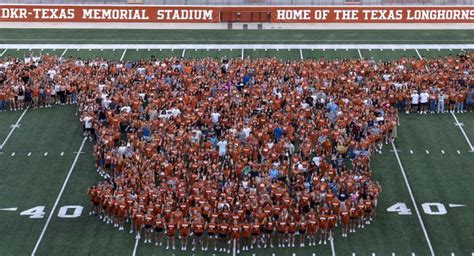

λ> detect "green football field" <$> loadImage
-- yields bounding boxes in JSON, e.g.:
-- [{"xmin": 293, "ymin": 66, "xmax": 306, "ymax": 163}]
[{"xmin": 0, "ymin": 29, "xmax": 473, "ymax": 256}]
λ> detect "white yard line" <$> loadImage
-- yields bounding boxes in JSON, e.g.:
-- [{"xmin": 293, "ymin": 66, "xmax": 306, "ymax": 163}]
[
  {"xmin": 120, "ymin": 49, "xmax": 127, "ymax": 61},
  {"xmin": 2, "ymin": 44, "xmax": 474, "ymax": 50},
  {"xmin": 0, "ymin": 107, "xmax": 29, "ymax": 150},
  {"xmin": 415, "ymin": 49, "xmax": 423, "ymax": 60},
  {"xmin": 0, "ymin": 49, "xmax": 7, "ymax": 57},
  {"xmin": 60, "ymin": 49, "xmax": 68, "ymax": 58},
  {"xmin": 391, "ymin": 141, "xmax": 435, "ymax": 256},
  {"xmin": 132, "ymin": 238, "xmax": 139, "ymax": 256},
  {"xmin": 451, "ymin": 112, "xmax": 474, "ymax": 151},
  {"xmin": 357, "ymin": 49, "xmax": 363, "ymax": 60},
  {"xmin": 31, "ymin": 137, "xmax": 87, "ymax": 256},
  {"xmin": 330, "ymin": 238, "xmax": 336, "ymax": 256},
  {"xmin": 241, "ymin": 48, "xmax": 244, "ymax": 58},
  {"xmin": 300, "ymin": 48, "xmax": 304, "ymax": 60},
  {"xmin": 181, "ymin": 49, "xmax": 186, "ymax": 58}
]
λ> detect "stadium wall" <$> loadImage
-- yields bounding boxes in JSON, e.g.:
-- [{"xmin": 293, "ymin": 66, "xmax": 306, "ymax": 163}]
[{"xmin": 1, "ymin": 4, "xmax": 473, "ymax": 29}]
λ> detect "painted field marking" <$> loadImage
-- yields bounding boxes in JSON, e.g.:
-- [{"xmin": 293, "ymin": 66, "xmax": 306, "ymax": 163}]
[
  {"xmin": 425, "ymin": 150, "xmax": 429, "ymax": 154},
  {"xmin": 441, "ymin": 150, "xmax": 445, "ymax": 154},
  {"xmin": 88, "ymin": 49, "xmax": 91, "ymax": 51},
  {"xmin": 392, "ymin": 253, "xmax": 396, "ymax": 256},
  {"xmin": 31, "ymin": 137, "xmax": 87, "ymax": 256},
  {"xmin": 448, "ymin": 204, "xmax": 466, "ymax": 208},
  {"xmin": 451, "ymin": 112, "xmax": 474, "ymax": 152},
  {"xmin": 415, "ymin": 49, "xmax": 423, "ymax": 60},
  {"xmin": 28, "ymin": 152, "xmax": 31, "ymax": 157},
  {"xmin": 357, "ymin": 49, "xmax": 363, "ymax": 60},
  {"xmin": 241, "ymin": 49, "xmax": 244, "ymax": 59},
  {"xmin": 330, "ymin": 238, "xmax": 336, "ymax": 256},
  {"xmin": 300, "ymin": 48, "xmax": 304, "ymax": 60},
  {"xmin": 44, "ymin": 152, "xmax": 48, "ymax": 156},
  {"xmin": 0, "ymin": 207, "xmax": 18, "ymax": 211},
  {"xmin": 182, "ymin": 49, "xmax": 186, "ymax": 58},
  {"xmin": 457, "ymin": 150, "xmax": 461, "ymax": 154},
  {"xmin": 0, "ymin": 49, "xmax": 7, "ymax": 57},
  {"xmin": 132, "ymin": 238, "xmax": 139, "ymax": 256},
  {"xmin": 0, "ymin": 107, "xmax": 29, "ymax": 150},
  {"xmin": 392, "ymin": 142, "xmax": 435, "ymax": 256},
  {"xmin": 10, "ymin": 152, "xmax": 15, "ymax": 157},
  {"xmin": 60, "ymin": 152, "xmax": 64, "ymax": 156},
  {"xmin": 410, "ymin": 150, "xmax": 414, "ymax": 154},
  {"xmin": 372, "ymin": 253, "xmax": 376, "ymax": 256},
  {"xmin": 451, "ymin": 252, "xmax": 455, "ymax": 256},
  {"xmin": 120, "ymin": 49, "xmax": 127, "ymax": 61}
]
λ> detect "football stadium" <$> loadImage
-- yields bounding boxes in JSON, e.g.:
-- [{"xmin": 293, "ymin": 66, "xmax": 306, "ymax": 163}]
[{"xmin": 0, "ymin": 1, "xmax": 473, "ymax": 256}]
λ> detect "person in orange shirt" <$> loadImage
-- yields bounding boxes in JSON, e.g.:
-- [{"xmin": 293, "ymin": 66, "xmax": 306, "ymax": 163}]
[
  {"xmin": 250, "ymin": 218, "xmax": 261, "ymax": 249},
  {"xmin": 298, "ymin": 216, "xmax": 308, "ymax": 247},
  {"xmin": 154, "ymin": 213, "xmax": 165, "ymax": 246},
  {"xmin": 318, "ymin": 210, "xmax": 329, "ymax": 245},
  {"xmin": 206, "ymin": 217, "xmax": 218, "ymax": 251},
  {"xmin": 230, "ymin": 219, "xmax": 241, "ymax": 254},
  {"xmin": 143, "ymin": 211, "xmax": 154, "ymax": 244},
  {"xmin": 165, "ymin": 218, "xmax": 177, "ymax": 250},
  {"xmin": 340, "ymin": 208, "xmax": 350, "ymax": 237},
  {"xmin": 191, "ymin": 215, "xmax": 206, "ymax": 251},
  {"xmin": 241, "ymin": 221, "xmax": 252, "ymax": 251},
  {"xmin": 134, "ymin": 210, "xmax": 144, "ymax": 240},
  {"xmin": 307, "ymin": 208, "xmax": 318, "ymax": 246},
  {"xmin": 178, "ymin": 217, "xmax": 190, "ymax": 251},
  {"xmin": 218, "ymin": 220, "xmax": 230, "ymax": 253},
  {"xmin": 327, "ymin": 210, "xmax": 337, "ymax": 241},
  {"xmin": 357, "ymin": 200, "xmax": 366, "ymax": 229},
  {"xmin": 262, "ymin": 216, "xmax": 274, "ymax": 248},
  {"xmin": 287, "ymin": 215, "xmax": 298, "ymax": 248},
  {"xmin": 349, "ymin": 201, "xmax": 358, "ymax": 233}
]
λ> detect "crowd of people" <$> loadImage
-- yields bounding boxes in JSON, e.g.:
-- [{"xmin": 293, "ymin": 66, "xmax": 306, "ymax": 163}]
[{"xmin": 0, "ymin": 51, "xmax": 472, "ymax": 253}]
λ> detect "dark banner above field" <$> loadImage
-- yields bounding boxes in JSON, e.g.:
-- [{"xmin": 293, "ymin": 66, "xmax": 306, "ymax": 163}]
[{"xmin": 0, "ymin": 5, "xmax": 473, "ymax": 23}]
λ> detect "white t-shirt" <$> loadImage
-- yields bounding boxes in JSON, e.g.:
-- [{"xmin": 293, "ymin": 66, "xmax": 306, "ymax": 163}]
[
  {"xmin": 217, "ymin": 140, "xmax": 227, "ymax": 156},
  {"xmin": 211, "ymin": 112, "xmax": 220, "ymax": 124},
  {"xmin": 83, "ymin": 116, "xmax": 93, "ymax": 129},
  {"xmin": 411, "ymin": 93, "xmax": 419, "ymax": 104},
  {"xmin": 420, "ymin": 92, "xmax": 429, "ymax": 103},
  {"xmin": 242, "ymin": 127, "xmax": 251, "ymax": 138}
]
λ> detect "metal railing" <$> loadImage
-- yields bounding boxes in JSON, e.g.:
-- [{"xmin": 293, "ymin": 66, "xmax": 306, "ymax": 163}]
[{"xmin": 1, "ymin": 0, "xmax": 472, "ymax": 5}]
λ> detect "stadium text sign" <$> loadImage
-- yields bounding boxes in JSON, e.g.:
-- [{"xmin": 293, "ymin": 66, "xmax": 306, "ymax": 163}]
[
  {"xmin": 272, "ymin": 7, "xmax": 474, "ymax": 22},
  {"xmin": 0, "ymin": 6, "xmax": 218, "ymax": 22},
  {"xmin": 0, "ymin": 5, "xmax": 473, "ymax": 23}
]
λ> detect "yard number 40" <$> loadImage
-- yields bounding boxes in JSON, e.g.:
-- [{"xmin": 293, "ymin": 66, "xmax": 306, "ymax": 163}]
[
  {"xmin": 20, "ymin": 205, "xmax": 83, "ymax": 218},
  {"xmin": 387, "ymin": 202, "xmax": 447, "ymax": 215}
]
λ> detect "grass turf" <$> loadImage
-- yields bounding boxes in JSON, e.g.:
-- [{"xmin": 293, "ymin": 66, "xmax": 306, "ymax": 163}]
[{"xmin": 0, "ymin": 29, "xmax": 473, "ymax": 44}]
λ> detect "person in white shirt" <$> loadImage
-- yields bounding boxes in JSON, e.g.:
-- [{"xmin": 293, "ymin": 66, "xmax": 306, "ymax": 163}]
[
  {"xmin": 211, "ymin": 111, "xmax": 220, "ymax": 124},
  {"xmin": 419, "ymin": 90, "xmax": 429, "ymax": 114},
  {"xmin": 217, "ymin": 138, "xmax": 227, "ymax": 162},
  {"xmin": 410, "ymin": 90, "xmax": 419, "ymax": 114},
  {"xmin": 81, "ymin": 114, "xmax": 93, "ymax": 142}
]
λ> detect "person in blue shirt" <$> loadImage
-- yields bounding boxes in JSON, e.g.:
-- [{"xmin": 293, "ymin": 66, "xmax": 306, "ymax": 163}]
[
  {"xmin": 273, "ymin": 126, "xmax": 283, "ymax": 142},
  {"xmin": 269, "ymin": 166, "xmax": 278, "ymax": 179}
]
